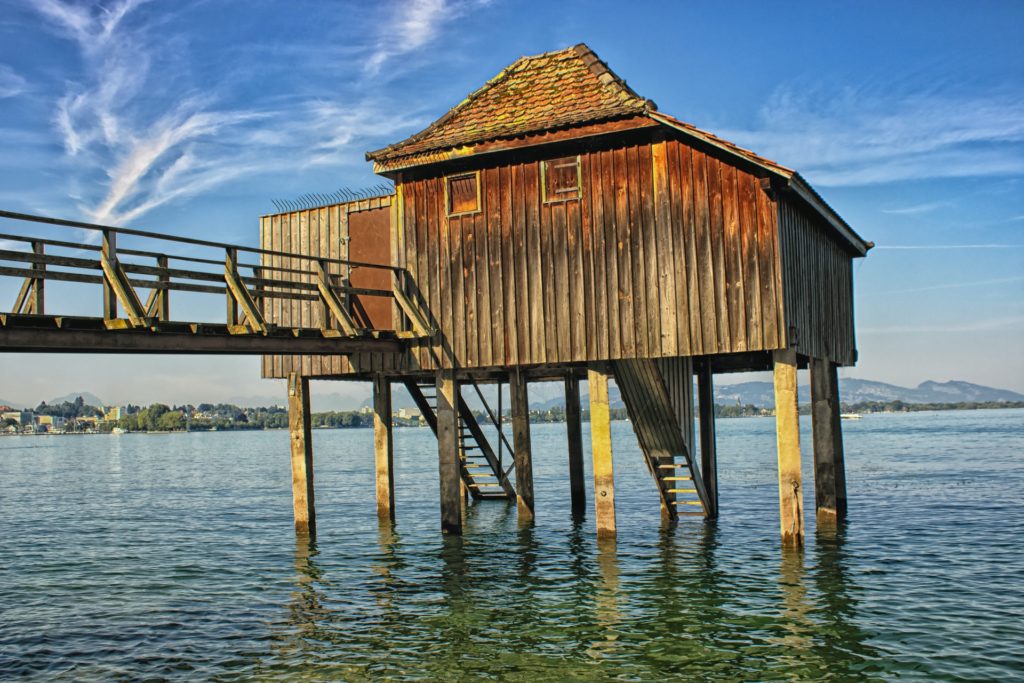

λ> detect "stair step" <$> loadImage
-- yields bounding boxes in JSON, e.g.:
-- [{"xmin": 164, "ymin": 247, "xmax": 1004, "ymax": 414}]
[
  {"xmin": 673, "ymin": 500, "xmax": 704, "ymax": 506},
  {"xmin": 657, "ymin": 463, "xmax": 687, "ymax": 469},
  {"xmin": 662, "ymin": 476, "xmax": 692, "ymax": 481},
  {"xmin": 667, "ymin": 488, "xmax": 697, "ymax": 494},
  {"xmin": 468, "ymin": 483, "xmax": 502, "ymax": 489}
]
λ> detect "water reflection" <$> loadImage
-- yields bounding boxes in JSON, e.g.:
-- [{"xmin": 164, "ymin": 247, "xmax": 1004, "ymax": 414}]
[{"xmin": 588, "ymin": 538, "xmax": 622, "ymax": 660}]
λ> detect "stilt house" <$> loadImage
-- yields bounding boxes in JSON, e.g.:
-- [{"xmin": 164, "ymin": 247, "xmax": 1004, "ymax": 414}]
[{"xmin": 261, "ymin": 44, "xmax": 871, "ymax": 546}]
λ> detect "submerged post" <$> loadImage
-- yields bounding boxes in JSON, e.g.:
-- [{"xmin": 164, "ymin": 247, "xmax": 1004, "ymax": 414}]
[
  {"xmin": 697, "ymin": 361, "xmax": 719, "ymax": 519},
  {"xmin": 588, "ymin": 366, "xmax": 616, "ymax": 539},
  {"xmin": 510, "ymin": 370, "xmax": 535, "ymax": 522},
  {"xmin": 288, "ymin": 372, "xmax": 316, "ymax": 535},
  {"xmin": 565, "ymin": 374, "xmax": 586, "ymax": 517},
  {"xmin": 373, "ymin": 374, "xmax": 395, "ymax": 521},
  {"xmin": 810, "ymin": 357, "xmax": 847, "ymax": 526},
  {"xmin": 773, "ymin": 349, "xmax": 803, "ymax": 548},
  {"xmin": 436, "ymin": 369, "xmax": 462, "ymax": 534}
]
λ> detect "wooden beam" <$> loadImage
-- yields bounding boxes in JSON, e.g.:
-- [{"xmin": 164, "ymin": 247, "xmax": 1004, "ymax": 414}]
[
  {"xmin": 588, "ymin": 365, "xmax": 616, "ymax": 539},
  {"xmin": 224, "ymin": 249, "xmax": 267, "ymax": 333},
  {"xmin": 288, "ymin": 372, "xmax": 316, "ymax": 536},
  {"xmin": 811, "ymin": 357, "xmax": 847, "ymax": 526},
  {"xmin": 315, "ymin": 259, "xmax": 361, "ymax": 336},
  {"xmin": 101, "ymin": 230, "xmax": 117, "ymax": 320},
  {"xmin": 565, "ymin": 374, "xmax": 586, "ymax": 517},
  {"xmin": 510, "ymin": 370, "xmax": 534, "ymax": 522},
  {"xmin": 100, "ymin": 230, "xmax": 149, "ymax": 326},
  {"xmin": 30, "ymin": 241, "xmax": 44, "ymax": 315},
  {"xmin": 773, "ymin": 349, "xmax": 803, "ymax": 548},
  {"xmin": 0, "ymin": 324, "xmax": 404, "ymax": 355},
  {"xmin": 373, "ymin": 374, "xmax": 395, "ymax": 521},
  {"xmin": 697, "ymin": 362, "xmax": 719, "ymax": 519},
  {"xmin": 436, "ymin": 369, "xmax": 462, "ymax": 534}
]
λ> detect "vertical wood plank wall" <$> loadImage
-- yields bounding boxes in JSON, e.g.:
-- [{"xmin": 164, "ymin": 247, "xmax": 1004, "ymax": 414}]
[
  {"xmin": 777, "ymin": 198, "xmax": 857, "ymax": 366},
  {"xmin": 261, "ymin": 129, "xmax": 859, "ymax": 378}
]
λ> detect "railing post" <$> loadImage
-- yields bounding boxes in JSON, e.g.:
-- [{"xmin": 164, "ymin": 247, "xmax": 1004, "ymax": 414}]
[
  {"xmin": 101, "ymin": 230, "xmax": 117, "ymax": 319},
  {"xmin": 156, "ymin": 255, "xmax": 169, "ymax": 321},
  {"xmin": 252, "ymin": 266, "xmax": 264, "ymax": 320},
  {"xmin": 31, "ymin": 240, "xmax": 44, "ymax": 315},
  {"xmin": 226, "ymin": 248, "xmax": 239, "ymax": 325}
]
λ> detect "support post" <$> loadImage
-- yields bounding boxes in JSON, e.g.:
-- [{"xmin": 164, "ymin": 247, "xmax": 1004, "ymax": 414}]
[
  {"xmin": 288, "ymin": 372, "xmax": 316, "ymax": 536},
  {"xmin": 810, "ymin": 357, "xmax": 847, "ymax": 526},
  {"xmin": 373, "ymin": 374, "xmax": 395, "ymax": 521},
  {"xmin": 697, "ymin": 361, "xmax": 719, "ymax": 519},
  {"xmin": 773, "ymin": 349, "xmax": 803, "ymax": 548},
  {"xmin": 565, "ymin": 374, "xmax": 586, "ymax": 517},
  {"xmin": 436, "ymin": 369, "xmax": 462, "ymax": 534},
  {"xmin": 101, "ymin": 230, "xmax": 117, "ymax": 320},
  {"xmin": 588, "ymin": 366, "xmax": 616, "ymax": 539},
  {"xmin": 30, "ymin": 240, "xmax": 44, "ymax": 315},
  {"xmin": 510, "ymin": 370, "xmax": 534, "ymax": 522}
]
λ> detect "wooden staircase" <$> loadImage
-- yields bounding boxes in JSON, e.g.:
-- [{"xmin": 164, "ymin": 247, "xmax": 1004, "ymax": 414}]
[
  {"xmin": 613, "ymin": 358, "xmax": 711, "ymax": 519},
  {"xmin": 404, "ymin": 379, "xmax": 516, "ymax": 501}
]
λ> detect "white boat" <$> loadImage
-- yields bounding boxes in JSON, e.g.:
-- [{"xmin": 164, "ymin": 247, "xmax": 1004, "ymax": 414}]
[
  {"xmin": 111, "ymin": 427, "xmax": 125, "ymax": 435},
  {"xmin": 840, "ymin": 413, "xmax": 862, "ymax": 421}
]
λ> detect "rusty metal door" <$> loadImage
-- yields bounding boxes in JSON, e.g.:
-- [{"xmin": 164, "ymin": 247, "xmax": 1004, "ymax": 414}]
[{"xmin": 347, "ymin": 206, "xmax": 394, "ymax": 330}]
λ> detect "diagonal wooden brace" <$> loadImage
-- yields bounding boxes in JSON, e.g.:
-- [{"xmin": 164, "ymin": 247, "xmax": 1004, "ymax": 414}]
[
  {"xmin": 12, "ymin": 241, "xmax": 45, "ymax": 314},
  {"xmin": 100, "ymin": 249, "xmax": 149, "ymax": 327},
  {"xmin": 224, "ymin": 250, "xmax": 267, "ymax": 334},
  {"xmin": 315, "ymin": 260, "xmax": 362, "ymax": 336},
  {"xmin": 391, "ymin": 270, "xmax": 434, "ymax": 338}
]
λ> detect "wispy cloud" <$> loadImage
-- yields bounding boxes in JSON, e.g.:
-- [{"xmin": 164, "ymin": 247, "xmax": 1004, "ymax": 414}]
[
  {"xmin": 720, "ymin": 82, "xmax": 1024, "ymax": 186},
  {"xmin": 31, "ymin": 1, "xmax": 431, "ymax": 225},
  {"xmin": 881, "ymin": 201, "xmax": 953, "ymax": 215},
  {"xmin": 0, "ymin": 65, "xmax": 28, "ymax": 98},
  {"xmin": 875, "ymin": 243, "xmax": 1024, "ymax": 250},
  {"xmin": 884, "ymin": 275, "xmax": 1024, "ymax": 294},
  {"xmin": 860, "ymin": 315, "xmax": 1024, "ymax": 335},
  {"xmin": 364, "ymin": 0, "xmax": 454, "ymax": 76}
]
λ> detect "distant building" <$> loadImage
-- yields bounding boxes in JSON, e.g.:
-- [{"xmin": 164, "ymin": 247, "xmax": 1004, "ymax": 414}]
[
  {"xmin": 2, "ymin": 410, "xmax": 32, "ymax": 425},
  {"xmin": 396, "ymin": 408, "xmax": 421, "ymax": 420},
  {"xmin": 37, "ymin": 415, "xmax": 66, "ymax": 430},
  {"xmin": 104, "ymin": 406, "xmax": 124, "ymax": 422}
]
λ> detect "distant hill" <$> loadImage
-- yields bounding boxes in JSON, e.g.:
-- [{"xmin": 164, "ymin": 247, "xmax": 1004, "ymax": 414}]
[
  {"xmin": 715, "ymin": 379, "xmax": 1024, "ymax": 408},
  {"xmin": 530, "ymin": 378, "xmax": 1023, "ymax": 410},
  {"xmin": 0, "ymin": 398, "xmax": 23, "ymax": 410},
  {"xmin": 44, "ymin": 392, "xmax": 106, "ymax": 408}
]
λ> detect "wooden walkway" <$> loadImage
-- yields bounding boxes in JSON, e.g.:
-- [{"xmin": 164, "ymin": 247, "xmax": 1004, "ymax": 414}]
[{"xmin": 0, "ymin": 210, "xmax": 428, "ymax": 356}]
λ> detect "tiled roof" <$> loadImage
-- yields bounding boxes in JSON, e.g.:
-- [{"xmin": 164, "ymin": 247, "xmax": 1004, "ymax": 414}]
[{"xmin": 366, "ymin": 43, "xmax": 653, "ymax": 163}]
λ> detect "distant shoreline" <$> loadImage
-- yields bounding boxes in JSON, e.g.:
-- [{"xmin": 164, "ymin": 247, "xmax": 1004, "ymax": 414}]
[{"xmin": 4, "ymin": 402, "xmax": 1020, "ymax": 437}]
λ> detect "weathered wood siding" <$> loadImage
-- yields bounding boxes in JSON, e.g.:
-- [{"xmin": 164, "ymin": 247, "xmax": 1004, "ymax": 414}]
[
  {"xmin": 395, "ymin": 132, "xmax": 787, "ymax": 371},
  {"xmin": 261, "ymin": 196, "xmax": 409, "ymax": 379},
  {"xmin": 262, "ymin": 127, "xmax": 859, "ymax": 378},
  {"xmin": 777, "ymin": 197, "xmax": 857, "ymax": 365}
]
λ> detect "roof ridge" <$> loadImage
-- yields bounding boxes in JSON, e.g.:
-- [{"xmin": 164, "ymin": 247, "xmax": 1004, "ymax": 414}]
[{"xmin": 366, "ymin": 43, "xmax": 652, "ymax": 163}]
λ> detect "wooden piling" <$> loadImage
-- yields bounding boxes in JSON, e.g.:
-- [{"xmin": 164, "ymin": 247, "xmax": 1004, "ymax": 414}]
[
  {"xmin": 288, "ymin": 372, "xmax": 316, "ymax": 535},
  {"xmin": 565, "ymin": 374, "xmax": 586, "ymax": 517},
  {"xmin": 810, "ymin": 357, "xmax": 847, "ymax": 526},
  {"xmin": 588, "ymin": 366, "xmax": 616, "ymax": 539},
  {"xmin": 773, "ymin": 349, "xmax": 803, "ymax": 548},
  {"xmin": 697, "ymin": 361, "xmax": 719, "ymax": 519},
  {"xmin": 510, "ymin": 370, "xmax": 535, "ymax": 522},
  {"xmin": 436, "ymin": 370, "xmax": 462, "ymax": 534},
  {"xmin": 373, "ymin": 374, "xmax": 395, "ymax": 521}
]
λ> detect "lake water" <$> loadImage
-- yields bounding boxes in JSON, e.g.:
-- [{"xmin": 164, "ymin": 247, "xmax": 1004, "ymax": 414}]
[{"xmin": 1, "ymin": 409, "xmax": 1022, "ymax": 680}]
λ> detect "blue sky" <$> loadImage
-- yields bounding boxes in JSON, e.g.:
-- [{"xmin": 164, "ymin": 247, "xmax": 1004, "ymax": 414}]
[{"xmin": 0, "ymin": 0, "xmax": 1022, "ymax": 407}]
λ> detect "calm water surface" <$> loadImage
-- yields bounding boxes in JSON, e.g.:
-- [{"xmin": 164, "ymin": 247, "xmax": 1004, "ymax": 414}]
[{"xmin": 1, "ymin": 409, "xmax": 1022, "ymax": 680}]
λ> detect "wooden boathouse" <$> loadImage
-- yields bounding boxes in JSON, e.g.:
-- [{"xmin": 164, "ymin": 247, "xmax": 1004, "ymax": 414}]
[{"xmin": 260, "ymin": 44, "xmax": 871, "ymax": 547}]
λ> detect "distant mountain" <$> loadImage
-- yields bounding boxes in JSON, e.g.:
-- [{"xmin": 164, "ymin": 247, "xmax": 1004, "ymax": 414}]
[
  {"xmin": 527, "ymin": 378, "xmax": 1023, "ymax": 410},
  {"xmin": 0, "ymin": 398, "xmax": 23, "ymax": 410},
  {"xmin": 44, "ymin": 392, "xmax": 106, "ymax": 408},
  {"xmin": 715, "ymin": 379, "xmax": 1024, "ymax": 408}
]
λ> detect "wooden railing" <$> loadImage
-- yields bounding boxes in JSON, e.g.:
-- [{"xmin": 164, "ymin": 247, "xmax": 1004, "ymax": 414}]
[{"xmin": 0, "ymin": 210, "xmax": 433, "ymax": 354}]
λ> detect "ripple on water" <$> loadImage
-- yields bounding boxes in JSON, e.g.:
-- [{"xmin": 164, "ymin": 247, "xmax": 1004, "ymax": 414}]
[{"xmin": 1, "ymin": 411, "xmax": 1023, "ymax": 680}]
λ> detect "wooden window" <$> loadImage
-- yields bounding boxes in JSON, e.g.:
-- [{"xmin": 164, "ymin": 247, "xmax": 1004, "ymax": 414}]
[
  {"xmin": 542, "ymin": 156, "xmax": 581, "ymax": 202},
  {"xmin": 446, "ymin": 171, "xmax": 480, "ymax": 216}
]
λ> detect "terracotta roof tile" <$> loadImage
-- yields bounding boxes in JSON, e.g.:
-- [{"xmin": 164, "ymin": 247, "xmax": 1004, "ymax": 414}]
[{"xmin": 366, "ymin": 43, "xmax": 652, "ymax": 163}]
